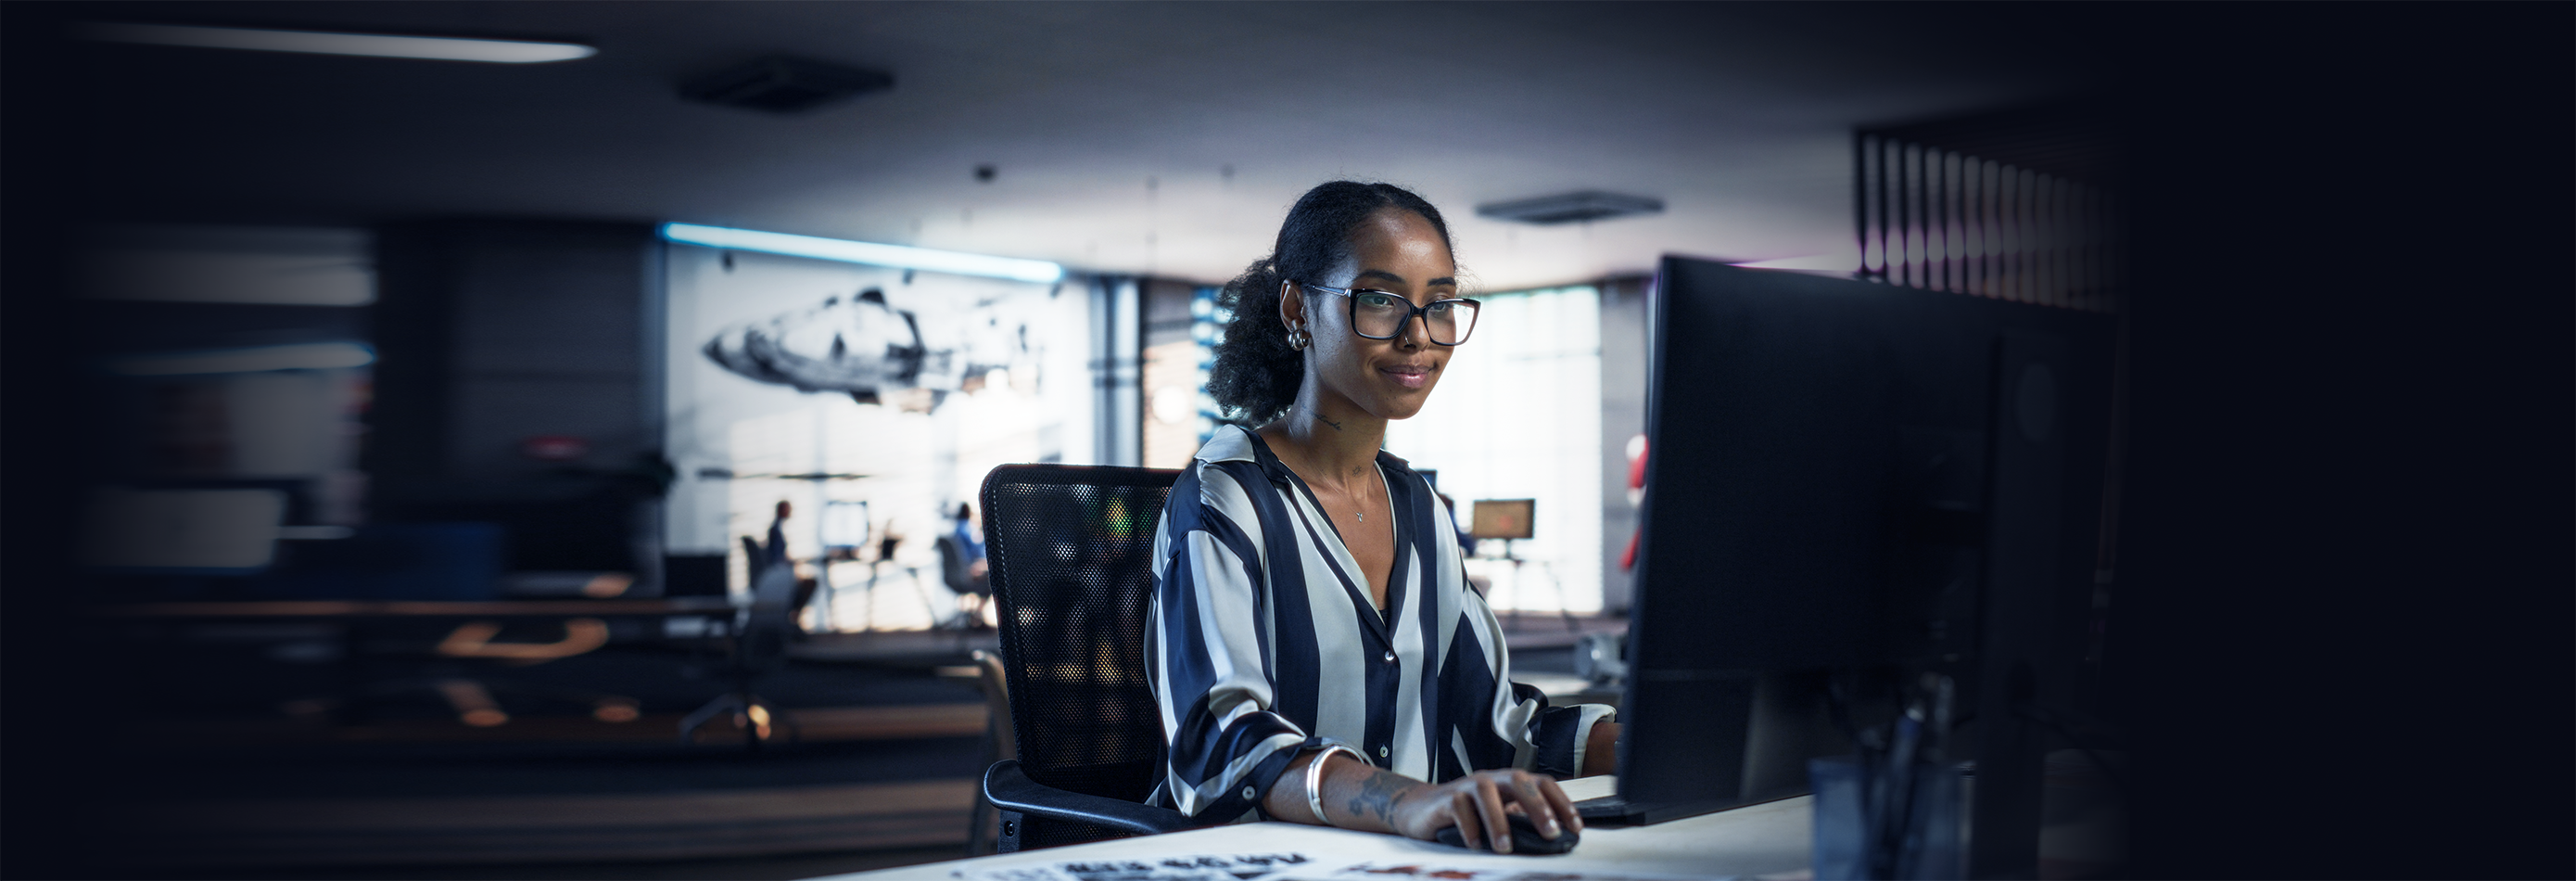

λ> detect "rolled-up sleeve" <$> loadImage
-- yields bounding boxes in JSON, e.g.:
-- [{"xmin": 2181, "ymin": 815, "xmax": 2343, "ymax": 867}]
[
  {"xmin": 1146, "ymin": 466, "xmax": 1309, "ymax": 820},
  {"xmin": 1465, "ymin": 588, "xmax": 1618, "ymax": 780}
]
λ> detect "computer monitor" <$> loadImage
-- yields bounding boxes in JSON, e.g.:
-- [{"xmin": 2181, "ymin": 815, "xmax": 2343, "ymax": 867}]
[
  {"xmin": 80, "ymin": 487, "xmax": 286, "ymax": 573},
  {"xmin": 820, "ymin": 499, "xmax": 871, "ymax": 550},
  {"xmin": 1604, "ymin": 257, "xmax": 2113, "ymax": 875},
  {"xmin": 1468, "ymin": 498, "xmax": 1536, "ymax": 540}
]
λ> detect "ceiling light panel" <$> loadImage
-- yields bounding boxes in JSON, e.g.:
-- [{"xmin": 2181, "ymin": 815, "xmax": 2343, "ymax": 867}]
[
  {"xmin": 76, "ymin": 22, "xmax": 596, "ymax": 64},
  {"xmin": 679, "ymin": 56, "xmax": 895, "ymax": 113},
  {"xmin": 1477, "ymin": 191, "xmax": 1668, "ymax": 225}
]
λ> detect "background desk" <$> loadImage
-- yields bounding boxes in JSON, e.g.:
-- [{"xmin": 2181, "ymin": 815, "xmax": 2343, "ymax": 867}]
[{"xmin": 820, "ymin": 777, "xmax": 1813, "ymax": 881}]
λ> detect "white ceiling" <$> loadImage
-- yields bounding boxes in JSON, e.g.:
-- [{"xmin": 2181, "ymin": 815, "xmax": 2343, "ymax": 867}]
[{"xmin": 71, "ymin": 2, "xmax": 2100, "ymax": 290}]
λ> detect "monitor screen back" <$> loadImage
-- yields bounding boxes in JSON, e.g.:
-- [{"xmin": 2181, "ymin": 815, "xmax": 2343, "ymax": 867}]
[{"xmin": 1618, "ymin": 257, "xmax": 2113, "ymax": 811}]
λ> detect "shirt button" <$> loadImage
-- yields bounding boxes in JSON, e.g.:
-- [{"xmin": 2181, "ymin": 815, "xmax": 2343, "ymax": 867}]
[
  {"xmin": 1378, "ymin": 746, "xmax": 1390, "ymax": 759},
  {"xmin": 1383, "ymin": 650, "xmax": 1397, "ymax": 663},
  {"xmin": 1242, "ymin": 785, "xmax": 1256, "ymax": 799}
]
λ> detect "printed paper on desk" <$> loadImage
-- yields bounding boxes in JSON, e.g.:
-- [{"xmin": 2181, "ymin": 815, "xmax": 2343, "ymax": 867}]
[
  {"xmin": 953, "ymin": 854, "xmax": 1713, "ymax": 881},
  {"xmin": 954, "ymin": 852, "xmax": 1317, "ymax": 881},
  {"xmin": 1319, "ymin": 863, "xmax": 1716, "ymax": 881}
]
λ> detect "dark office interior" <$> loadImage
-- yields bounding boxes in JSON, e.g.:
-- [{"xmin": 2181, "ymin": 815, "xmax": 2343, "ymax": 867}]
[{"xmin": 3, "ymin": 3, "xmax": 2570, "ymax": 879}]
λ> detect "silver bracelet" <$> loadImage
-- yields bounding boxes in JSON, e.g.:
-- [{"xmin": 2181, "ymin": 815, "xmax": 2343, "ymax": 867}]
[{"xmin": 1303, "ymin": 744, "xmax": 1365, "ymax": 825}]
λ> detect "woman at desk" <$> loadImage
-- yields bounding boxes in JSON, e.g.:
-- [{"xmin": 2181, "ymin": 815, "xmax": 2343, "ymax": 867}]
[{"xmin": 1146, "ymin": 181, "xmax": 1617, "ymax": 853}]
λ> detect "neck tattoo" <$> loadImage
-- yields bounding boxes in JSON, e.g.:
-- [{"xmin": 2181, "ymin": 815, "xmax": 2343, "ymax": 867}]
[{"xmin": 1313, "ymin": 410, "xmax": 1344, "ymax": 432}]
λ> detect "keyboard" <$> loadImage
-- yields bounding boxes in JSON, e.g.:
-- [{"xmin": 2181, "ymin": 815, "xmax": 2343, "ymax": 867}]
[{"xmin": 1574, "ymin": 793, "xmax": 1632, "ymax": 820}]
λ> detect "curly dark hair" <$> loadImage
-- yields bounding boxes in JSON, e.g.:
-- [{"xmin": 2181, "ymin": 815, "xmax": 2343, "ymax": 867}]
[{"xmin": 1207, "ymin": 181, "xmax": 1456, "ymax": 426}]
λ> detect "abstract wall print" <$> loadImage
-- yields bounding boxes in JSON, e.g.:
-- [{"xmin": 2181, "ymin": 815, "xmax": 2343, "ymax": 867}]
[
  {"xmin": 663, "ymin": 245, "xmax": 1095, "ymax": 626},
  {"xmin": 703, "ymin": 287, "xmax": 1044, "ymax": 413}
]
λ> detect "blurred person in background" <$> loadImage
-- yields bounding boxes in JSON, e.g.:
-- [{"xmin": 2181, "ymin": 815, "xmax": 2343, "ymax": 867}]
[{"xmin": 950, "ymin": 503, "xmax": 987, "ymax": 582}]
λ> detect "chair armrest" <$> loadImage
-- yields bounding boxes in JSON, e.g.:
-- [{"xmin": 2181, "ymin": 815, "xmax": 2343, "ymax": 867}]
[{"xmin": 982, "ymin": 760, "xmax": 1208, "ymax": 836}]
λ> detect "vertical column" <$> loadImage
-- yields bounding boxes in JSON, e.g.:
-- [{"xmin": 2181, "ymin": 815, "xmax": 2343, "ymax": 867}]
[
  {"xmin": 635, "ymin": 236, "xmax": 670, "ymax": 594},
  {"xmin": 1139, "ymin": 278, "xmax": 1203, "ymax": 469},
  {"xmin": 1090, "ymin": 276, "xmax": 1142, "ymax": 467}
]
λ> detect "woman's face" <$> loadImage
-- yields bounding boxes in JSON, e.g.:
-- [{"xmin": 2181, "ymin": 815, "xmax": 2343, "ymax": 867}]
[{"xmin": 1285, "ymin": 208, "xmax": 1460, "ymax": 422}]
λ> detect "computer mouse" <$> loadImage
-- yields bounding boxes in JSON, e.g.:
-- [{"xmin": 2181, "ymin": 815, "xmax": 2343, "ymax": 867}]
[{"xmin": 1432, "ymin": 812, "xmax": 1579, "ymax": 855}]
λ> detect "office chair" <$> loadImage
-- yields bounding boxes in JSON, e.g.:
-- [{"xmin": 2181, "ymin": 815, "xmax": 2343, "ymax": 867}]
[
  {"xmin": 935, "ymin": 534, "xmax": 993, "ymax": 630},
  {"xmin": 975, "ymin": 464, "xmax": 1215, "ymax": 852},
  {"xmin": 677, "ymin": 559, "xmax": 801, "ymax": 747},
  {"xmin": 963, "ymin": 647, "xmax": 1016, "ymax": 856}
]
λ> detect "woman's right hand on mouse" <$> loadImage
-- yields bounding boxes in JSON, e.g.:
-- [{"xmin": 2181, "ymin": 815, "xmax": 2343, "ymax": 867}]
[
  {"xmin": 1272, "ymin": 749, "xmax": 1583, "ymax": 853},
  {"xmin": 1386, "ymin": 768, "xmax": 1580, "ymax": 853}
]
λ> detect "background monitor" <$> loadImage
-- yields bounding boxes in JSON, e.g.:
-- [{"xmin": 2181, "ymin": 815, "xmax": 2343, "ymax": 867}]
[
  {"xmin": 820, "ymin": 500, "xmax": 871, "ymax": 550},
  {"xmin": 1616, "ymin": 257, "xmax": 2113, "ymax": 875},
  {"xmin": 1468, "ymin": 498, "xmax": 1537, "ymax": 540},
  {"xmin": 80, "ymin": 487, "xmax": 286, "ymax": 573}
]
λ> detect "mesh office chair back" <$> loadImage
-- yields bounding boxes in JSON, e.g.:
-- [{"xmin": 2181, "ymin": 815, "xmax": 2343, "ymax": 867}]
[{"xmin": 980, "ymin": 464, "xmax": 1182, "ymax": 849}]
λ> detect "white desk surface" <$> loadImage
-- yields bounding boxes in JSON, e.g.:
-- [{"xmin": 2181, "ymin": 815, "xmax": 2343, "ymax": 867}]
[{"xmin": 816, "ymin": 778, "xmax": 1814, "ymax": 881}]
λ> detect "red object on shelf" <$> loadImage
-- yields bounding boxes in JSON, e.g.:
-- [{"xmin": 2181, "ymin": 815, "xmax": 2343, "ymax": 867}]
[
  {"xmin": 1621, "ymin": 437, "xmax": 1648, "ymax": 571},
  {"xmin": 521, "ymin": 435, "xmax": 590, "ymax": 461}
]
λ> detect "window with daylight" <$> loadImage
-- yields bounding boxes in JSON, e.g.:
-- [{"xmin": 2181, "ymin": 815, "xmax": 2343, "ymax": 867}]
[{"xmin": 1383, "ymin": 284, "xmax": 1602, "ymax": 614}]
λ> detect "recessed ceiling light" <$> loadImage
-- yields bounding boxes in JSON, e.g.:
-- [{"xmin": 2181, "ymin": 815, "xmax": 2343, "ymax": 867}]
[
  {"xmin": 1477, "ymin": 191, "xmax": 1666, "ymax": 225},
  {"xmin": 75, "ymin": 21, "xmax": 596, "ymax": 64},
  {"xmin": 679, "ymin": 56, "xmax": 894, "ymax": 113}
]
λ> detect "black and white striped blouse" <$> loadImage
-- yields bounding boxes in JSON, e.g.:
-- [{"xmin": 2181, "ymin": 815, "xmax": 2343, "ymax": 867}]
[{"xmin": 1145, "ymin": 425, "xmax": 1615, "ymax": 821}]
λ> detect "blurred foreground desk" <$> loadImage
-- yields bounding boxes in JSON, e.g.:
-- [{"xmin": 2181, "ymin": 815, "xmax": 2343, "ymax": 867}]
[{"xmin": 819, "ymin": 777, "xmax": 1813, "ymax": 881}]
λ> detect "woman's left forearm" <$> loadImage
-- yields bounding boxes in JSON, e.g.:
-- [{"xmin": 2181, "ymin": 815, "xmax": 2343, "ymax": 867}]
[{"xmin": 1580, "ymin": 721, "xmax": 1620, "ymax": 777}]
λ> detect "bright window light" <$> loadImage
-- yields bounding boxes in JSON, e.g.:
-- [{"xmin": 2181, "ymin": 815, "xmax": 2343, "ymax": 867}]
[
  {"xmin": 661, "ymin": 223, "xmax": 1065, "ymax": 284},
  {"xmin": 1383, "ymin": 285, "xmax": 1605, "ymax": 614},
  {"xmin": 109, "ymin": 342, "xmax": 375, "ymax": 377},
  {"xmin": 76, "ymin": 22, "xmax": 597, "ymax": 64}
]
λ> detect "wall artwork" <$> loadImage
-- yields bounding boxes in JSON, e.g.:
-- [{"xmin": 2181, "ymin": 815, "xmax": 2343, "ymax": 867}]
[
  {"xmin": 702, "ymin": 287, "xmax": 1040, "ymax": 413},
  {"xmin": 664, "ymin": 245, "xmax": 1096, "ymax": 629}
]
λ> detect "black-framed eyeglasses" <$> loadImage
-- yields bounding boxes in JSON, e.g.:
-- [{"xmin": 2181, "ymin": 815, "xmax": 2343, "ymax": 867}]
[{"xmin": 1301, "ymin": 284, "xmax": 1482, "ymax": 346}]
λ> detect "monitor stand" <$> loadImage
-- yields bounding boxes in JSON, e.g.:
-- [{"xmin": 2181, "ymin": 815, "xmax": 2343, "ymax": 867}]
[{"xmin": 1579, "ymin": 670, "xmax": 1845, "ymax": 824}]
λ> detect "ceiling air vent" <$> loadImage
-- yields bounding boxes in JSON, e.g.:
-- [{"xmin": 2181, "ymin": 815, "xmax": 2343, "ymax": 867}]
[
  {"xmin": 679, "ymin": 56, "xmax": 894, "ymax": 113},
  {"xmin": 1475, "ymin": 191, "xmax": 1665, "ymax": 225}
]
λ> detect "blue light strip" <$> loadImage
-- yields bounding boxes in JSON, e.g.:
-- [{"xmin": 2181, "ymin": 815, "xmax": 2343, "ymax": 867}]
[{"xmin": 659, "ymin": 223, "xmax": 1065, "ymax": 284}]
